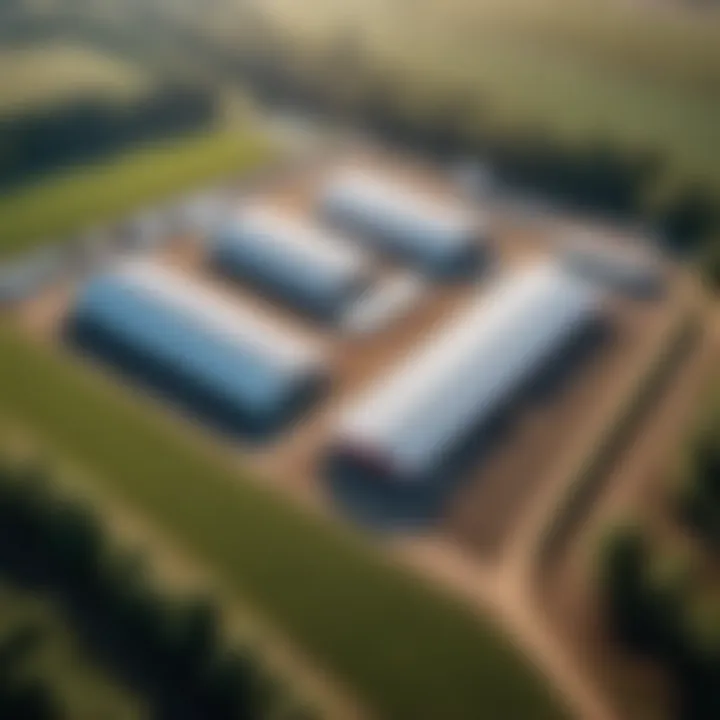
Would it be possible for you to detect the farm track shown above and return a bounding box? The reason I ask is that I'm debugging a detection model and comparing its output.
[535,293,719,720]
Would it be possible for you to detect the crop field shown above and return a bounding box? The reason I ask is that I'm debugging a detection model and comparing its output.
[252,0,720,193]
[0,44,148,115]
[0,127,271,260]
[0,317,567,720]
[0,325,566,719]
[0,145,693,720]
[0,582,145,720]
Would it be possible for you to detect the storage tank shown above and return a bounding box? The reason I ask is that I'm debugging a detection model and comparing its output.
[331,260,603,482]
[211,206,373,320]
[320,169,486,277]
[66,260,327,434]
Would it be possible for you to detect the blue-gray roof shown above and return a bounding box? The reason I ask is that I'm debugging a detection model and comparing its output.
[71,261,324,419]
[212,207,370,316]
[321,170,481,271]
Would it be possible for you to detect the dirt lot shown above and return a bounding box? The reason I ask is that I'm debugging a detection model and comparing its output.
[10,150,684,569]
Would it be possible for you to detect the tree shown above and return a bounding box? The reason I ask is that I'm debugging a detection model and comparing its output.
[677,405,720,547]
[599,523,657,652]
[676,598,720,720]
[0,624,59,720]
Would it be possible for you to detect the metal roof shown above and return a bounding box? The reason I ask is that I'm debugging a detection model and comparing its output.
[321,169,480,271]
[212,206,371,316]
[71,260,325,419]
[334,260,602,479]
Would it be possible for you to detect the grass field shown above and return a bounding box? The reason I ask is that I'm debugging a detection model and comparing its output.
[254,0,720,193]
[0,322,566,720]
[0,44,148,115]
[0,582,145,720]
[0,128,271,260]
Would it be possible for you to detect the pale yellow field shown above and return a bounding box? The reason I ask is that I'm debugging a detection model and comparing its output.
[0,44,149,115]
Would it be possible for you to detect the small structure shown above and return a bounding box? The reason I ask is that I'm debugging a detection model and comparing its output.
[319,168,486,278]
[558,233,666,298]
[0,246,67,305]
[340,272,427,337]
[66,260,327,434]
[211,205,373,320]
[119,209,170,252]
[331,260,603,482]
[172,192,232,236]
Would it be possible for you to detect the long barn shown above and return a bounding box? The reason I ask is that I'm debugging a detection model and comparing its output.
[320,169,485,277]
[66,260,327,434]
[332,261,603,482]
[211,206,372,320]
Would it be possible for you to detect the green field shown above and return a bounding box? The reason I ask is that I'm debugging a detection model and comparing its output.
[0,44,148,115]
[253,0,720,194]
[0,128,270,259]
[0,582,145,720]
[0,323,566,720]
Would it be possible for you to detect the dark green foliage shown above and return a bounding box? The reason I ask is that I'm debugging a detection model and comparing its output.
[0,80,218,190]
[0,455,307,720]
[677,601,720,720]
[0,624,59,720]
[677,400,720,547]
[698,241,720,290]
[600,525,661,653]
[599,526,720,718]
[600,392,720,719]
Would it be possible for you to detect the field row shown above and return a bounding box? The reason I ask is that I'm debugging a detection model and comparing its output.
[0,320,565,720]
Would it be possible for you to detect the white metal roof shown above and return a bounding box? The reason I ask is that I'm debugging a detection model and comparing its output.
[335,260,602,479]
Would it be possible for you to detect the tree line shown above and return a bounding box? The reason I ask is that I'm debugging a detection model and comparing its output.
[194,17,719,262]
[5,0,718,270]
[0,79,218,190]
[0,621,59,720]
[0,454,314,720]
[599,396,720,720]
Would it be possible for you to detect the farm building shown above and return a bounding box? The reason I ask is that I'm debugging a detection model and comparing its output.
[319,169,486,277]
[211,205,373,320]
[332,260,603,482]
[558,234,666,298]
[66,260,327,435]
